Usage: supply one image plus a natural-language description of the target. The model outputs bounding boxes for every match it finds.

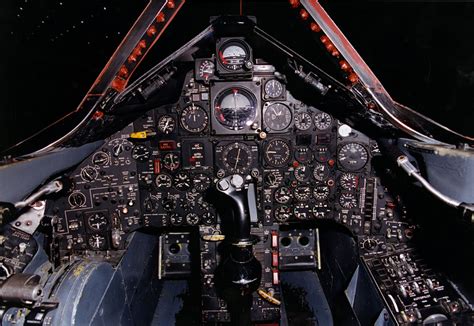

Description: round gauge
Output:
[294,112,312,130]
[155,173,173,189]
[265,171,281,187]
[294,146,313,164]
[157,115,176,134]
[313,162,329,181]
[314,145,330,163]
[218,41,249,71]
[313,184,330,201]
[222,142,253,174]
[87,212,108,232]
[80,166,98,182]
[92,152,110,166]
[214,87,257,130]
[264,139,291,167]
[293,203,311,220]
[338,143,369,171]
[274,206,291,222]
[313,112,333,130]
[109,138,132,157]
[132,145,151,162]
[294,186,312,202]
[162,197,177,211]
[264,103,292,131]
[68,192,87,208]
[180,104,208,133]
[162,153,180,171]
[198,60,215,81]
[274,187,292,204]
[339,192,358,209]
[186,213,200,226]
[313,202,331,218]
[202,212,216,226]
[144,196,159,213]
[193,173,211,192]
[170,213,184,226]
[264,79,284,98]
[294,165,311,182]
[340,173,359,190]
[174,172,192,191]
[88,234,106,250]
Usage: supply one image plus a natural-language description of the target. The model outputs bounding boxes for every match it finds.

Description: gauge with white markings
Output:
[294,165,310,182]
[162,153,180,171]
[180,104,208,133]
[214,87,257,130]
[340,173,359,190]
[294,186,312,202]
[313,112,333,130]
[264,139,291,167]
[218,41,249,71]
[264,103,292,131]
[80,166,98,182]
[222,142,253,174]
[294,146,313,164]
[339,192,358,208]
[155,173,173,189]
[170,214,184,226]
[132,145,151,162]
[274,187,292,204]
[294,203,311,220]
[313,162,329,181]
[157,115,176,134]
[174,172,192,191]
[313,184,330,201]
[198,60,215,81]
[337,143,368,171]
[264,79,284,98]
[193,173,211,192]
[87,212,108,232]
[294,112,312,130]
[88,234,106,250]
[274,206,291,222]
[186,213,200,225]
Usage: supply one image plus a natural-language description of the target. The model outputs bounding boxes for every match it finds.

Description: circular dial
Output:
[87,212,108,231]
[274,187,292,204]
[193,173,211,192]
[294,165,311,182]
[264,139,291,167]
[294,186,312,202]
[313,184,330,201]
[295,146,313,164]
[264,79,284,98]
[313,202,331,218]
[68,192,87,208]
[155,173,172,189]
[338,143,369,171]
[313,162,330,181]
[214,88,257,130]
[264,103,292,131]
[222,142,253,174]
[174,172,192,191]
[162,153,180,171]
[157,115,176,134]
[313,112,333,130]
[132,145,151,162]
[274,206,291,222]
[314,145,330,163]
[339,192,358,209]
[170,213,184,226]
[202,212,216,226]
[144,196,159,213]
[89,234,106,250]
[180,104,208,133]
[340,173,359,190]
[186,213,200,226]
[218,42,249,71]
[198,60,215,81]
[80,166,98,182]
[92,152,110,166]
[293,203,312,220]
[294,112,312,130]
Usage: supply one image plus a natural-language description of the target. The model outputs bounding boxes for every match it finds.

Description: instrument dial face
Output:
[155,173,173,189]
[274,187,292,204]
[170,214,184,226]
[294,112,312,130]
[313,184,330,201]
[132,145,151,162]
[274,205,291,222]
[222,142,253,174]
[339,192,358,208]
[218,42,249,71]
[294,186,312,202]
[338,143,368,171]
[87,212,108,232]
[314,145,330,163]
[144,196,160,213]
[214,88,257,130]
[163,153,180,171]
[193,173,211,192]
[313,162,329,181]
[293,203,311,220]
[264,103,292,131]
[202,212,216,226]
[313,202,331,218]
[313,112,333,130]
[198,60,215,81]
[294,146,313,164]
[157,115,176,134]
[174,172,192,191]
[264,79,284,98]
[186,213,200,225]
[294,165,311,182]
[92,152,110,166]
[180,104,208,133]
[80,166,98,182]
[264,139,291,167]
[88,234,106,250]
[68,192,87,208]
[340,173,359,190]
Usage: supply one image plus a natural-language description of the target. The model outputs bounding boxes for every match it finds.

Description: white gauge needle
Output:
[234,148,241,170]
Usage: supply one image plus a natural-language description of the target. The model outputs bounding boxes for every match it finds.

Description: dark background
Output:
[0,0,473,151]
